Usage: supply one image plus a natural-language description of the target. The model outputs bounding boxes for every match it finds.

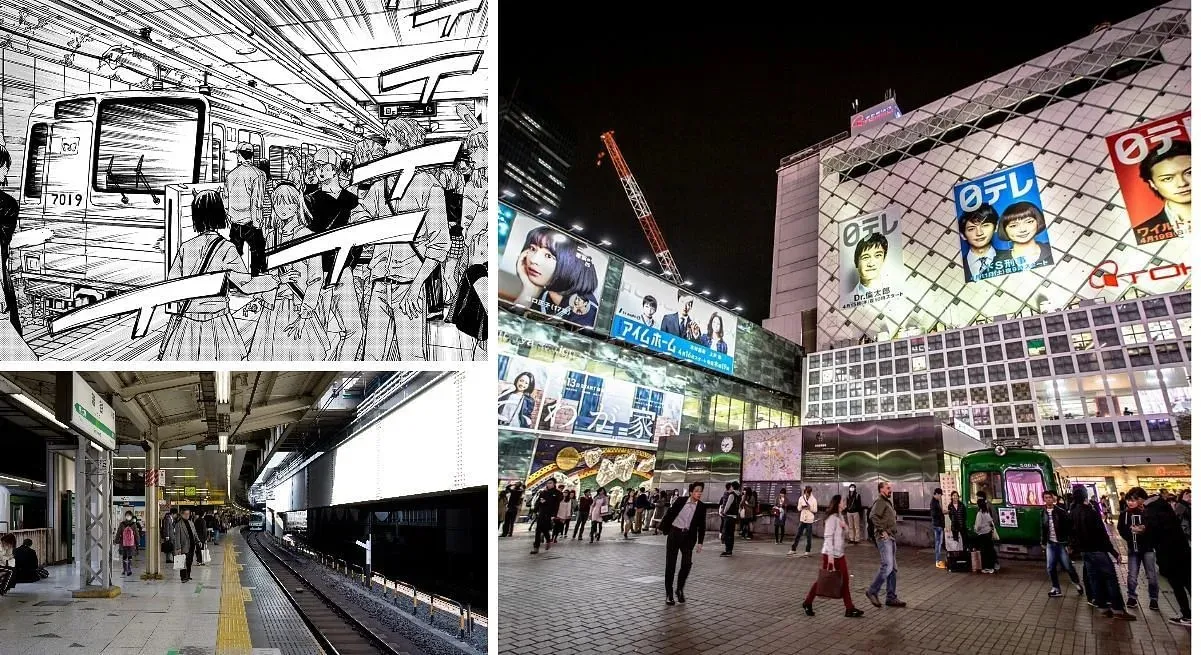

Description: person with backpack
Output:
[972,492,1000,574]
[115,511,139,576]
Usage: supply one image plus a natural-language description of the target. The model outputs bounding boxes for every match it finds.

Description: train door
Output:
[21,120,95,318]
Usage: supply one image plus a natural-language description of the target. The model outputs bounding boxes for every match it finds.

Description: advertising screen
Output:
[656,432,690,483]
[1104,110,1192,246]
[685,433,715,481]
[525,437,656,492]
[497,352,683,445]
[497,202,516,253]
[801,427,838,482]
[953,161,1051,283]
[498,207,611,329]
[611,266,738,375]
[838,208,905,310]
[741,427,803,482]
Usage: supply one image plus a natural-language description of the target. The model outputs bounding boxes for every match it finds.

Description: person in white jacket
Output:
[790,486,819,556]
[802,495,864,617]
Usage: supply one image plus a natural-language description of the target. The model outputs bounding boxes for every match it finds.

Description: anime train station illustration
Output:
[0,0,489,361]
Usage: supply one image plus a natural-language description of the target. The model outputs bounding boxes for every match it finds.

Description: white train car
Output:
[16,88,356,327]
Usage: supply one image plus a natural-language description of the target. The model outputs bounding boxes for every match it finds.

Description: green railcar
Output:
[961,446,1071,546]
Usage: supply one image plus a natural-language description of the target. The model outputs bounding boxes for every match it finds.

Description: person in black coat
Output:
[661,481,707,605]
[13,539,39,583]
[1040,490,1082,597]
[946,490,968,545]
[1130,487,1191,625]
[530,482,563,554]
[0,143,21,336]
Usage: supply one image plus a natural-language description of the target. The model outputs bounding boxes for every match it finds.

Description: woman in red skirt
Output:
[803,494,865,617]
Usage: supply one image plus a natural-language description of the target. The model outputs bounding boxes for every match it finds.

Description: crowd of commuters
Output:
[502,477,1191,626]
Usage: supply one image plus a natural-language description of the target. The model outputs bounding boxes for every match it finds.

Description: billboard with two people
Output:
[954,161,1052,283]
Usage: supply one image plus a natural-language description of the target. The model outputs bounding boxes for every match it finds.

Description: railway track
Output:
[244,529,425,655]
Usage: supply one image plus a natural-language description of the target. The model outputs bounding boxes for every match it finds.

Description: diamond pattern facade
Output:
[814,3,1191,348]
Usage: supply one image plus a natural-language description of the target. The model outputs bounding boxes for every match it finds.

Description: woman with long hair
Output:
[802,494,864,617]
[497,371,536,428]
[248,183,329,360]
[973,492,999,573]
[700,313,728,353]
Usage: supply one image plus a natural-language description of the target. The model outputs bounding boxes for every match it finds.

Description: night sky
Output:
[500,1,1167,323]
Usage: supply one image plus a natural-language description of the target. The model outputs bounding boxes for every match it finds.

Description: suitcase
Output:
[970,550,982,572]
[947,551,972,573]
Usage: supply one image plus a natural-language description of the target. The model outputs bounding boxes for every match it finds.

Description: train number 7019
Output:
[47,192,84,207]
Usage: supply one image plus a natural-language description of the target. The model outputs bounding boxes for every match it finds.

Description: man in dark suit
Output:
[1133,139,1190,245]
[659,291,701,342]
[661,481,707,605]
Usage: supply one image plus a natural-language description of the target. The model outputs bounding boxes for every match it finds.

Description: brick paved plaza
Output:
[498,526,1189,655]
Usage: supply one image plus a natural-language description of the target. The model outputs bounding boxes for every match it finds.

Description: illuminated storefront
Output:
[497,202,806,489]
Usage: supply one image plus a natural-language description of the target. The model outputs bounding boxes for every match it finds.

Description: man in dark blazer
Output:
[661,481,707,605]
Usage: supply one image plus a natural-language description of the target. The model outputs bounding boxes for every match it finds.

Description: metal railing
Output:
[266,533,487,637]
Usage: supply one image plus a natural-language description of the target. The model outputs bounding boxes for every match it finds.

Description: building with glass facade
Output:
[497,203,806,493]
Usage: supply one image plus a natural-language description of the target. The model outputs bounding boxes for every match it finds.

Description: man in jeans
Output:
[1118,489,1159,610]
[789,486,818,556]
[865,480,906,608]
[719,481,741,557]
[1134,487,1191,626]
[930,488,946,569]
[1041,490,1083,597]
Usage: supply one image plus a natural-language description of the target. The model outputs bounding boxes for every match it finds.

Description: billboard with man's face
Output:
[838,208,905,310]
[497,205,611,329]
[610,266,738,375]
[1104,110,1191,246]
[953,161,1052,283]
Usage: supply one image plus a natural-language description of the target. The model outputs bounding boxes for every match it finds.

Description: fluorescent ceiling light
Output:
[215,371,230,404]
[219,432,229,452]
[10,394,70,430]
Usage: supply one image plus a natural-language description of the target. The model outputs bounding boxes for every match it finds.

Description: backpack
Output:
[121,524,136,548]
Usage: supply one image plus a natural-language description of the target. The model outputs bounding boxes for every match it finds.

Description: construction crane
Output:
[596,130,684,281]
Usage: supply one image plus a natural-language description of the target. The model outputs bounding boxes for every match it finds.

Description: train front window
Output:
[24,123,50,199]
[93,99,203,195]
[1005,469,1046,506]
[969,471,1003,504]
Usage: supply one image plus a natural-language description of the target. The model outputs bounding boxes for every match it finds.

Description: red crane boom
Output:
[598,130,683,281]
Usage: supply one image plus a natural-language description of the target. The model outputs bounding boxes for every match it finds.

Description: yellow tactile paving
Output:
[216,539,253,655]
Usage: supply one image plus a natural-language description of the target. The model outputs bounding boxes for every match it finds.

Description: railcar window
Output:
[211,122,226,182]
[969,471,1004,503]
[24,123,50,199]
[1005,469,1046,506]
[93,99,203,194]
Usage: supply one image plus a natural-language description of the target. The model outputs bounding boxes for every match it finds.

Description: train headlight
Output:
[994,445,1007,457]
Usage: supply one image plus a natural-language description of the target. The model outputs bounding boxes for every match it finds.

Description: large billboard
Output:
[1104,110,1191,246]
[741,427,803,481]
[838,208,905,309]
[610,266,738,375]
[497,352,683,445]
[498,207,611,329]
[525,437,656,492]
[953,161,1052,283]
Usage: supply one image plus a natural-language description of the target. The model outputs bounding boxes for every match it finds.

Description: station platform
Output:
[499,527,1189,655]
[0,529,320,655]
